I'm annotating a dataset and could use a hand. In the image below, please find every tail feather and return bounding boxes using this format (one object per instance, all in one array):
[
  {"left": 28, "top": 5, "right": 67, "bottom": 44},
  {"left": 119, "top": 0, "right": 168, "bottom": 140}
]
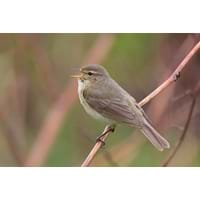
[{"left": 140, "top": 121, "right": 170, "bottom": 151}]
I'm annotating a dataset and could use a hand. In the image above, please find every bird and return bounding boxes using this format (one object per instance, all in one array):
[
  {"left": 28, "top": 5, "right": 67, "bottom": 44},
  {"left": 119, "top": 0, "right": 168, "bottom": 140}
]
[{"left": 72, "top": 64, "right": 170, "bottom": 151}]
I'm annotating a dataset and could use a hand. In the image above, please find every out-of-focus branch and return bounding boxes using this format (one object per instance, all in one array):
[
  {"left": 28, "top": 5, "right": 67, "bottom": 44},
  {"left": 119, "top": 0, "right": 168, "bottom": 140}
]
[
  {"left": 30, "top": 35, "right": 60, "bottom": 99},
  {"left": 0, "top": 123, "right": 25, "bottom": 166},
  {"left": 102, "top": 151, "right": 119, "bottom": 167},
  {"left": 162, "top": 82, "right": 200, "bottom": 166},
  {"left": 162, "top": 98, "right": 196, "bottom": 166},
  {"left": 81, "top": 40, "right": 200, "bottom": 167},
  {"left": 0, "top": 104, "right": 25, "bottom": 166},
  {"left": 25, "top": 34, "right": 115, "bottom": 166}
]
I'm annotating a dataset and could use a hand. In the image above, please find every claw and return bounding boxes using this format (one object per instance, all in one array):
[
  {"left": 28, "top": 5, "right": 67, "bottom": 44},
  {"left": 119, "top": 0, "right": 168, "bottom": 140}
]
[{"left": 95, "top": 124, "right": 116, "bottom": 147}]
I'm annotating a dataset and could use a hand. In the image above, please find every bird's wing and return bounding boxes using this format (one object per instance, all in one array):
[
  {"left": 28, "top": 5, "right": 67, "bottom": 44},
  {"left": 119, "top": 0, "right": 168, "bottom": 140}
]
[{"left": 84, "top": 90, "right": 141, "bottom": 127}]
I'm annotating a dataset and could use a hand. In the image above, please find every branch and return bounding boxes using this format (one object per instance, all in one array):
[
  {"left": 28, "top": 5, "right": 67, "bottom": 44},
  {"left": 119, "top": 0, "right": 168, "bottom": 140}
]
[
  {"left": 81, "top": 40, "right": 200, "bottom": 167},
  {"left": 0, "top": 99, "right": 25, "bottom": 166},
  {"left": 81, "top": 126, "right": 115, "bottom": 167},
  {"left": 80, "top": 128, "right": 119, "bottom": 166},
  {"left": 139, "top": 40, "right": 200, "bottom": 107},
  {"left": 0, "top": 121, "right": 25, "bottom": 166},
  {"left": 162, "top": 82, "right": 200, "bottom": 166}
]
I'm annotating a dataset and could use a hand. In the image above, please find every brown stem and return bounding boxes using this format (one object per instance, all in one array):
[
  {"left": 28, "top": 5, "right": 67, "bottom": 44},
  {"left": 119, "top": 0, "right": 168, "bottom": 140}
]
[
  {"left": 30, "top": 35, "right": 60, "bottom": 99},
  {"left": 162, "top": 98, "right": 196, "bottom": 166},
  {"left": 0, "top": 102, "right": 25, "bottom": 166},
  {"left": 81, "top": 40, "right": 200, "bottom": 167},
  {"left": 139, "top": 40, "right": 200, "bottom": 107},
  {"left": 162, "top": 82, "right": 200, "bottom": 166},
  {"left": 0, "top": 122, "right": 25, "bottom": 166}
]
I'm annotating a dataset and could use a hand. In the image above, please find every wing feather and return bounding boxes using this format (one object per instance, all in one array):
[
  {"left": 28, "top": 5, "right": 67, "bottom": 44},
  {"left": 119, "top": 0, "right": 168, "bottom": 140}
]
[{"left": 85, "top": 93, "right": 140, "bottom": 126}]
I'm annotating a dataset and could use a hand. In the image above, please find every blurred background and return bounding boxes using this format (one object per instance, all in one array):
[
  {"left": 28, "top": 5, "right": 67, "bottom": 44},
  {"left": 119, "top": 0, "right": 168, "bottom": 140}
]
[{"left": 0, "top": 33, "right": 200, "bottom": 166}]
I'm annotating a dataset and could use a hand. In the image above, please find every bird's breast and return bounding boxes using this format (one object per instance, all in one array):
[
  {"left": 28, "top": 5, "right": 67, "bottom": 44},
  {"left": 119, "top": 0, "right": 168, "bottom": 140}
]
[{"left": 77, "top": 80, "right": 111, "bottom": 123}]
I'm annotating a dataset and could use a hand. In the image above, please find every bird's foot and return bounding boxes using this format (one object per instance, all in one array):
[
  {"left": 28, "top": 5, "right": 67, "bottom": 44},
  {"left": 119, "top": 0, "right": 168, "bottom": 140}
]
[{"left": 96, "top": 124, "right": 116, "bottom": 148}]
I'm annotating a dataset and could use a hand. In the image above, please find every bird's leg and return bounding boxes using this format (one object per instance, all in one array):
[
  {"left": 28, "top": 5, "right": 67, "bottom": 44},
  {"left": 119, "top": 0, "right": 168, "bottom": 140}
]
[{"left": 96, "top": 124, "right": 116, "bottom": 146}]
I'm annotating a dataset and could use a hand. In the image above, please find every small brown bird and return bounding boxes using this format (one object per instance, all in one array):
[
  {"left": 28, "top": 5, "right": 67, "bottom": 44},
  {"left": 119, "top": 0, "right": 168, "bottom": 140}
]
[{"left": 72, "top": 64, "right": 170, "bottom": 151}]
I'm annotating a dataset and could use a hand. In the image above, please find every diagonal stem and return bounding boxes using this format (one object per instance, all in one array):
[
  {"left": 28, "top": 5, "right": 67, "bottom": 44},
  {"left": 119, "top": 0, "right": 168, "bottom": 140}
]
[
  {"left": 81, "top": 126, "right": 113, "bottom": 167},
  {"left": 162, "top": 98, "right": 196, "bottom": 166},
  {"left": 81, "top": 40, "right": 200, "bottom": 167},
  {"left": 162, "top": 82, "right": 200, "bottom": 166}
]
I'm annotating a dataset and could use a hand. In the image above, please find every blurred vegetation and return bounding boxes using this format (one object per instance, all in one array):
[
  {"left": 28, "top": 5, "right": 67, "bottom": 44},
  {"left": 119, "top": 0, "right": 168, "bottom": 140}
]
[{"left": 0, "top": 33, "right": 199, "bottom": 166}]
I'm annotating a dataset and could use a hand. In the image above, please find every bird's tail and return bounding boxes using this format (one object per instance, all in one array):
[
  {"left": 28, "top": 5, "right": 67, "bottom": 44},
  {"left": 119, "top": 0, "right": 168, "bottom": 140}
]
[{"left": 140, "top": 120, "right": 170, "bottom": 151}]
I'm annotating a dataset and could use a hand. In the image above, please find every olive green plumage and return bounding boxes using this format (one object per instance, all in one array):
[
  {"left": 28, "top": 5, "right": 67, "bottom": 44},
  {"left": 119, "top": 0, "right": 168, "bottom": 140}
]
[{"left": 76, "top": 64, "right": 170, "bottom": 151}]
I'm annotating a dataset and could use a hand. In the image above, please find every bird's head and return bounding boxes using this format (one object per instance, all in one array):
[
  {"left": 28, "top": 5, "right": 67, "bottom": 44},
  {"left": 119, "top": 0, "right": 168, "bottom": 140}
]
[{"left": 71, "top": 64, "right": 109, "bottom": 85}]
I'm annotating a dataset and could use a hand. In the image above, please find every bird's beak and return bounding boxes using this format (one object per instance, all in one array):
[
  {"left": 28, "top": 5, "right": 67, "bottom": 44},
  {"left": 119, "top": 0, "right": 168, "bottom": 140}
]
[{"left": 71, "top": 74, "right": 82, "bottom": 78}]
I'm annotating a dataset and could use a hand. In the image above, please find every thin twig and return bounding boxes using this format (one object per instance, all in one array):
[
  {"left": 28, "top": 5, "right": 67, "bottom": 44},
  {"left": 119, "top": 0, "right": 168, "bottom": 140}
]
[
  {"left": 25, "top": 34, "right": 115, "bottom": 166},
  {"left": 81, "top": 40, "right": 200, "bottom": 167},
  {"left": 162, "top": 82, "right": 200, "bottom": 166},
  {"left": 139, "top": 40, "right": 200, "bottom": 107},
  {"left": 162, "top": 98, "right": 196, "bottom": 166},
  {"left": 0, "top": 122, "right": 25, "bottom": 166},
  {"left": 0, "top": 103, "right": 25, "bottom": 166},
  {"left": 31, "top": 35, "right": 60, "bottom": 99}
]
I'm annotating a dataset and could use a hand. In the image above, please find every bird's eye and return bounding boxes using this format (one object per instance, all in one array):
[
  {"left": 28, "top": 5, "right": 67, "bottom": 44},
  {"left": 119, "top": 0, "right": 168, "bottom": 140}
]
[{"left": 88, "top": 72, "right": 93, "bottom": 76}]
